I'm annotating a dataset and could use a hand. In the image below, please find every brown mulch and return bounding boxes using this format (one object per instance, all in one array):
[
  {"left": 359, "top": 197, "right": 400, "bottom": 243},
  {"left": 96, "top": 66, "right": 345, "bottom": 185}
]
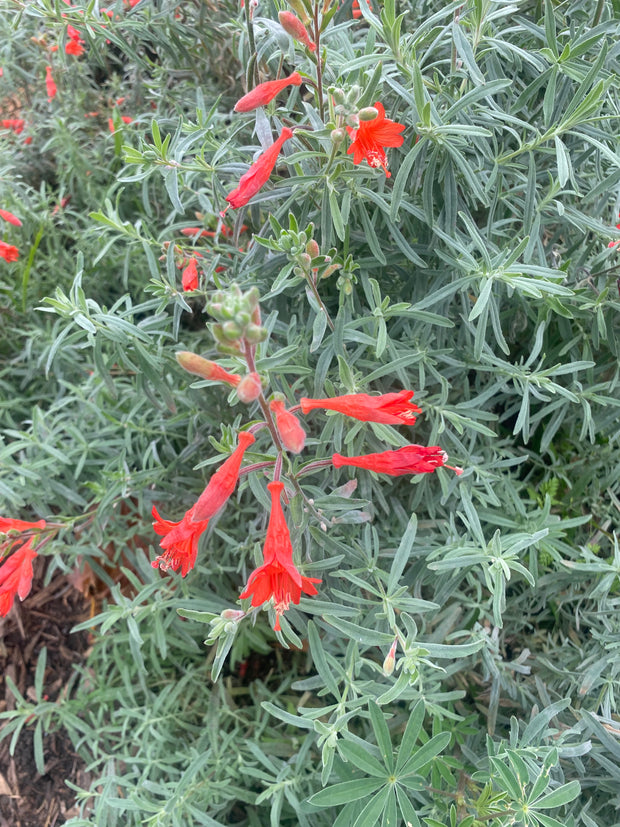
[{"left": 0, "top": 558, "right": 93, "bottom": 827}]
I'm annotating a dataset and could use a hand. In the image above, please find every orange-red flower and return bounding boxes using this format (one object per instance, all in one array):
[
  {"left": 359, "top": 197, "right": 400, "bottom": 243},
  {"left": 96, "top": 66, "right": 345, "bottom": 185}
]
[
  {"left": 347, "top": 102, "right": 405, "bottom": 177},
  {"left": 270, "top": 399, "right": 306, "bottom": 453},
  {"left": 300, "top": 389, "right": 421, "bottom": 425},
  {"left": 0, "top": 516, "right": 46, "bottom": 617},
  {"left": 239, "top": 481, "right": 320, "bottom": 631},
  {"left": 332, "top": 445, "right": 463, "bottom": 476},
  {"left": 182, "top": 256, "right": 199, "bottom": 291},
  {"left": 0, "top": 209, "right": 22, "bottom": 227},
  {"left": 224, "top": 127, "right": 294, "bottom": 210},
  {"left": 0, "top": 540, "right": 38, "bottom": 616},
  {"left": 152, "top": 504, "right": 209, "bottom": 577},
  {"left": 193, "top": 431, "right": 255, "bottom": 520},
  {"left": 234, "top": 72, "right": 303, "bottom": 113},
  {"left": 152, "top": 433, "right": 255, "bottom": 574},
  {"left": 45, "top": 65, "right": 57, "bottom": 101},
  {"left": 2, "top": 118, "right": 25, "bottom": 135},
  {"left": 0, "top": 241, "right": 19, "bottom": 262}
]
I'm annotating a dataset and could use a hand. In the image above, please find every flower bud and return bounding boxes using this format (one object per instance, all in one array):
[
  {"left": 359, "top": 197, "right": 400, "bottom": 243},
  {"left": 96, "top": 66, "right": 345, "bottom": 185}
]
[
  {"left": 306, "top": 239, "right": 320, "bottom": 258},
  {"left": 286, "top": 0, "right": 310, "bottom": 24},
  {"left": 382, "top": 638, "right": 398, "bottom": 677},
  {"left": 331, "top": 88, "right": 345, "bottom": 104},
  {"left": 278, "top": 10, "right": 316, "bottom": 51},
  {"left": 345, "top": 113, "right": 359, "bottom": 128},
  {"left": 298, "top": 252, "right": 312, "bottom": 268},
  {"left": 245, "top": 322, "right": 267, "bottom": 344},
  {"left": 358, "top": 106, "right": 379, "bottom": 121},
  {"left": 237, "top": 372, "right": 263, "bottom": 403},
  {"left": 270, "top": 399, "right": 306, "bottom": 453},
  {"left": 330, "top": 128, "right": 345, "bottom": 145},
  {"left": 222, "top": 321, "right": 243, "bottom": 341},
  {"left": 175, "top": 351, "right": 241, "bottom": 386}
]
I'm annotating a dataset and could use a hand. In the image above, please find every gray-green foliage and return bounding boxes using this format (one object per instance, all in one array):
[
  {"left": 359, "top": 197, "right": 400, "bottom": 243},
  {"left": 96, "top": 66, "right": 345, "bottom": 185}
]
[{"left": 1, "top": 0, "right": 620, "bottom": 824}]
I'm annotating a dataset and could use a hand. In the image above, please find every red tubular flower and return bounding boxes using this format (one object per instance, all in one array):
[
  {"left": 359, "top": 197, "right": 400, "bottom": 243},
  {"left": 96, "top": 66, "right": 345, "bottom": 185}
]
[
  {"left": 0, "top": 540, "right": 38, "bottom": 617},
  {"left": 152, "top": 504, "right": 209, "bottom": 577},
  {"left": 0, "top": 241, "right": 19, "bottom": 262},
  {"left": 192, "top": 431, "right": 255, "bottom": 520},
  {"left": 278, "top": 11, "right": 316, "bottom": 51},
  {"left": 225, "top": 127, "right": 294, "bottom": 210},
  {"left": 332, "top": 445, "right": 463, "bottom": 476},
  {"left": 181, "top": 227, "right": 210, "bottom": 238},
  {"left": 0, "top": 209, "right": 22, "bottom": 227},
  {"left": 45, "top": 65, "right": 57, "bottom": 101},
  {"left": 347, "top": 102, "right": 405, "bottom": 177},
  {"left": 300, "top": 389, "right": 421, "bottom": 425},
  {"left": 2, "top": 118, "right": 25, "bottom": 135},
  {"left": 65, "top": 39, "right": 85, "bottom": 56},
  {"left": 0, "top": 517, "right": 46, "bottom": 617},
  {"left": 182, "top": 256, "right": 199, "bottom": 291},
  {"left": 239, "top": 481, "right": 320, "bottom": 631},
  {"left": 270, "top": 399, "right": 306, "bottom": 453},
  {"left": 234, "top": 72, "right": 303, "bottom": 113},
  {"left": 237, "top": 372, "right": 262, "bottom": 403},
  {"left": 0, "top": 517, "right": 46, "bottom": 534}
]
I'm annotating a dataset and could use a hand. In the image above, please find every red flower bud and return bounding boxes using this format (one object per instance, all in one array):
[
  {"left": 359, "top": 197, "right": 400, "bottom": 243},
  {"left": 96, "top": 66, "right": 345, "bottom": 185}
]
[
  {"left": 0, "top": 209, "right": 22, "bottom": 227},
  {"left": 175, "top": 351, "right": 241, "bottom": 386},
  {"left": 45, "top": 65, "right": 57, "bottom": 101},
  {"left": 182, "top": 256, "right": 199, "bottom": 291},
  {"left": 237, "top": 372, "right": 262, "bottom": 403},
  {"left": 193, "top": 431, "right": 255, "bottom": 521},
  {"left": 270, "top": 399, "right": 306, "bottom": 453},
  {"left": 234, "top": 72, "right": 303, "bottom": 113},
  {"left": 0, "top": 241, "right": 19, "bottom": 262},
  {"left": 278, "top": 11, "right": 316, "bottom": 51}
]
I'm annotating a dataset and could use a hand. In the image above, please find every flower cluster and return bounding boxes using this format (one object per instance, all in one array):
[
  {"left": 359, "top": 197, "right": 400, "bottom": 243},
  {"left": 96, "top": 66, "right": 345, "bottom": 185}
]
[{"left": 152, "top": 288, "right": 462, "bottom": 633}]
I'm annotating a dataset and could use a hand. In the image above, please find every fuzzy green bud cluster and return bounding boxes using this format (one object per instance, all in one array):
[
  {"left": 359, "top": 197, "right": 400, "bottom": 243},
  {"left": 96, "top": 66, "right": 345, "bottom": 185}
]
[{"left": 207, "top": 285, "right": 267, "bottom": 351}]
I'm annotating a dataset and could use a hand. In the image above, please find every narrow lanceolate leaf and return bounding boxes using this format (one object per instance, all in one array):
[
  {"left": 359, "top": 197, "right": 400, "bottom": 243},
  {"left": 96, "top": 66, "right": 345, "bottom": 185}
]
[
  {"left": 530, "top": 780, "right": 581, "bottom": 809},
  {"left": 399, "top": 732, "right": 451, "bottom": 777},
  {"left": 308, "top": 778, "right": 385, "bottom": 807}
]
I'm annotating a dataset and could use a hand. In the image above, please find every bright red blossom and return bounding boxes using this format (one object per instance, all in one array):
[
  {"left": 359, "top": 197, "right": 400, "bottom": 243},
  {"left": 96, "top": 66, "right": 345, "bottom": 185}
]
[
  {"left": 182, "top": 256, "right": 199, "bottom": 291},
  {"left": 0, "top": 540, "right": 38, "bottom": 617},
  {"left": 152, "top": 504, "right": 209, "bottom": 577},
  {"left": 347, "top": 102, "right": 405, "bottom": 177},
  {"left": 0, "top": 516, "right": 46, "bottom": 617},
  {"left": 45, "top": 65, "right": 57, "bottom": 101},
  {"left": 2, "top": 118, "right": 25, "bottom": 135},
  {"left": 332, "top": 445, "right": 463, "bottom": 476},
  {"left": 234, "top": 72, "right": 303, "bottom": 113},
  {"left": 300, "top": 389, "right": 421, "bottom": 425},
  {"left": 240, "top": 481, "right": 320, "bottom": 631},
  {"left": 270, "top": 399, "right": 306, "bottom": 453},
  {"left": 152, "top": 432, "right": 255, "bottom": 575},
  {"left": 0, "top": 241, "right": 19, "bottom": 262},
  {"left": 0, "top": 209, "right": 22, "bottom": 227},
  {"left": 224, "top": 127, "right": 294, "bottom": 210}
]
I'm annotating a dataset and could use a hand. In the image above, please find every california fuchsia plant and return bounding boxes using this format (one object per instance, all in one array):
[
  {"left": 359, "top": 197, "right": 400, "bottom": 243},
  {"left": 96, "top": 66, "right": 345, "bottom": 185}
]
[{"left": 1, "top": 0, "right": 619, "bottom": 824}]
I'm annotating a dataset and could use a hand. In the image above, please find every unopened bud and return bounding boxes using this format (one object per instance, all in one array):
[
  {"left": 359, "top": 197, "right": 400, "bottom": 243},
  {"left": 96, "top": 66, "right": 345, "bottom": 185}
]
[
  {"left": 306, "top": 239, "right": 320, "bottom": 258},
  {"left": 330, "top": 128, "right": 345, "bottom": 145},
  {"left": 358, "top": 106, "right": 379, "bottom": 121},
  {"left": 237, "top": 372, "right": 262, "bottom": 403},
  {"left": 175, "top": 351, "right": 241, "bottom": 386},
  {"left": 321, "top": 262, "right": 342, "bottom": 279},
  {"left": 331, "top": 88, "right": 345, "bottom": 104},
  {"left": 345, "top": 113, "right": 359, "bottom": 128},
  {"left": 286, "top": 0, "right": 311, "bottom": 24},
  {"left": 278, "top": 10, "right": 316, "bottom": 51},
  {"left": 382, "top": 638, "right": 398, "bottom": 677},
  {"left": 222, "top": 608, "right": 245, "bottom": 621},
  {"left": 299, "top": 252, "right": 312, "bottom": 268},
  {"left": 245, "top": 322, "right": 267, "bottom": 344},
  {"left": 235, "top": 311, "right": 251, "bottom": 327},
  {"left": 270, "top": 399, "right": 306, "bottom": 453},
  {"left": 222, "top": 321, "right": 242, "bottom": 341}
]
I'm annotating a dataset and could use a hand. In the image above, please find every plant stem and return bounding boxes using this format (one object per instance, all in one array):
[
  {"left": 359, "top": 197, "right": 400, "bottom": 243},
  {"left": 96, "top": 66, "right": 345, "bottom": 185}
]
[
  {"left": 313, "top": 1, "right": 325, "bottom": 121},
  {"left": 304, "top": 270, "right": 335, "bottom": 331},
  {"left": 592, "top": 0, "right": 605, "bottom": 26},
  {"left": 244, "top": 0, "right": 258, "bottom": 89}
]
